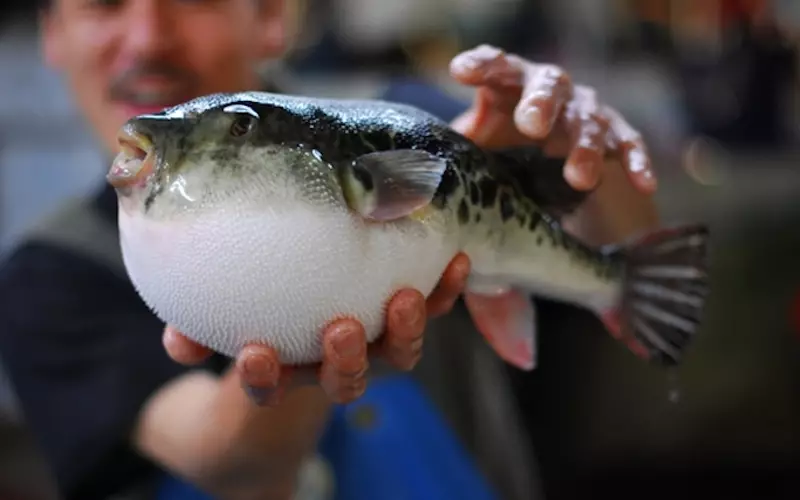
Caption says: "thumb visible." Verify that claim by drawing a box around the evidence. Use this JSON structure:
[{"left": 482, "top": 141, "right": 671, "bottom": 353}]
[
  {"left": 450, "top": 107, "right": 478, "bottom": 137},
  {"left": 449, "top": 101, "right": 507, "bottom": 146}
]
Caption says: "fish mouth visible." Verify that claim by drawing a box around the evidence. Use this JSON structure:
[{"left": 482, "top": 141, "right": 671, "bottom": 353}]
[{"left": 108, "top": 124, "right": 155, "bottom": 191}]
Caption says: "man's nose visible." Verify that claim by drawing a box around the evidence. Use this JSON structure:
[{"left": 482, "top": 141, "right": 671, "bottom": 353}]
[{"left": 125, "top": 0, "right": 177, "bottom": 57}]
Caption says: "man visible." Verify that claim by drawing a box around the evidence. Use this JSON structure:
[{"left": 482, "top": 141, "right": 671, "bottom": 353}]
[{"left": 0, "top": 1, "right": 659, "bottom": 499}]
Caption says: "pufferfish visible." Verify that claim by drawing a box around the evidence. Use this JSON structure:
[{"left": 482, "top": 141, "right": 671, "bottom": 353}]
[{"left": 108, "top": 91, "right": 710, "bottom": 370}]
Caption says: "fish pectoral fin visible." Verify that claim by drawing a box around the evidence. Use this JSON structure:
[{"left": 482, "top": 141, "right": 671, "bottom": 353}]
[
  {"left": 340, "top": 149, "right": 447, "bottom": 221},
  {"left": 464, "top": 286, "right": 538, "bottom": 371}
]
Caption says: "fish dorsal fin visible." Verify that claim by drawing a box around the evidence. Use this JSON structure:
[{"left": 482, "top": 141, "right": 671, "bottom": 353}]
[
  {"left": 340, "top": 149, "right": 448, "bottom": 221},
  {"left": 490, "top": 147, "right": 590, "bottom": 219}
]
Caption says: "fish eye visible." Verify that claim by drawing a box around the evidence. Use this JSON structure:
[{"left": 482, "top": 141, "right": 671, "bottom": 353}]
[
  {"left": 223, "top": 104, "right": 259, "bottom": 138},
  {"left": 229, "top": 114, "right": 257, "bottom": 138}
]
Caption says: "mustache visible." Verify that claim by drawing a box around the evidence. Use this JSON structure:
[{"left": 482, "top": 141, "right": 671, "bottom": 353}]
[{"left": 108, "top": 61, "right": 197, "bottom": 102}]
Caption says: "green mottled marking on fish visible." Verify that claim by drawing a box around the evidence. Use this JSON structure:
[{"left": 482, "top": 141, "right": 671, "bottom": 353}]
[{"left": 110, "top": 91, "right": 711, "bottom": 369}]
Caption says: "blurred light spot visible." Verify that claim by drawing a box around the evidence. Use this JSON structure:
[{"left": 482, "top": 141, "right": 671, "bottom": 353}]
[
  {"left": 682, "top": 136, "right": 729, "bottom": 187},
  {"left": 348, "top": 404, "right": 379, "bottom": 430}
]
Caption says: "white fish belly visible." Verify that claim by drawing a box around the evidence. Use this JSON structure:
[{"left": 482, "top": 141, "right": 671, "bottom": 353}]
[{"left": 118, "top": 204, "right": 455, "bottom": 364}]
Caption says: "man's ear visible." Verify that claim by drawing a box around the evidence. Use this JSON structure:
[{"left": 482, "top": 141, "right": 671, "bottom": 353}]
[{"left": 40, "top": 8, "right": 65, "bottom": 69}]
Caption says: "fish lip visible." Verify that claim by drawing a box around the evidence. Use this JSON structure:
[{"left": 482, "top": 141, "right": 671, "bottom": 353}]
[{"left": 108, "top": 125, "right": 155, "bottom": 191}]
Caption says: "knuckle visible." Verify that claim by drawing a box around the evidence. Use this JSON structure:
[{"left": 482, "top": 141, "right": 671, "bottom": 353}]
[
  {"left": 546, "top": 67, "right": 572, "bottom": 91},
  {"left": 539, "top": 64, "right": 564, "bottom": 79},
  {"left": 601, "top": 104, "right": 624, "bottom": 127},
  {"left": 627, "top": 133, "right": 645, "bottom": 149},
  {"left": 338, "top": 355, "right": 368, "bottom": 377},
  {"left": 439, "top": 297, "right": 458, "bottom": 316},
  {"left": 335, "top": 379, "right": 367, "bottom": 404},
  {"left": 347, "top": 380, "right": 368, "bottom": 401},
  {"left": 322, "top": 379, "right": 340, "bottom": 401},
  {"left": 586, "top": 111, "right": 611, "bottom": 132},
  {"left": 385, "top": 344, "right": 410, "bottom": 368},
  {"left": 405, "top": 348, "right": 423, "bottom": 369},
  {"left": 393, "top": 349, "right": 420, "bottom": 371}
]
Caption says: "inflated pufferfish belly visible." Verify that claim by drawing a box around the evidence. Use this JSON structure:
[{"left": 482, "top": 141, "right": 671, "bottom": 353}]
[{"left": 119, "top": 193, "right": 457, "bottom": 364}]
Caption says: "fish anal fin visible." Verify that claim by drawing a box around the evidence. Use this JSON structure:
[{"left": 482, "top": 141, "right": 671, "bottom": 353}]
[
  {"left": 464, "top": 286, "right": 537, "bottom": 371},
  {"left": 600, "top": 308, "right": 652, "bottom": 361}
]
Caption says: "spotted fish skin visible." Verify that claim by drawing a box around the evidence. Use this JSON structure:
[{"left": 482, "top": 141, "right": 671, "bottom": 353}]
[
  {"left": 139, "top": 91, "right": 615, "bottom": 281},
  {"left": 114, "top": 91, "right": 710, "bottom": 368}
]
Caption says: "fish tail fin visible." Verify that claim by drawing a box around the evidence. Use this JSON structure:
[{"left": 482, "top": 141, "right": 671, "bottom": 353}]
[{"left": 600, "top": 224, "right": 711, "bottom": 366}]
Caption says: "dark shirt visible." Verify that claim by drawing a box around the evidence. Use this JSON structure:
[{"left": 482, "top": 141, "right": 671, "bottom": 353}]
[{"left": 0, "top": 186, "right": 230, "bottom": 499}]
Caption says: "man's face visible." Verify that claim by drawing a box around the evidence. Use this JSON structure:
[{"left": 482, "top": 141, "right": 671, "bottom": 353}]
[{"left": 41, "top": 0, "right": 287, "bottom": 153}]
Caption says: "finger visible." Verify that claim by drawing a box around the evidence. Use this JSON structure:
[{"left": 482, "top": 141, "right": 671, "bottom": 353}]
[
  {"left": 604, "top": 105, "right": 658, "bottom": 193},
  {"left": 450, "top": 45, "right": 571, "bottom": 134},
  {"left": 449, "top": 107, "right": 478, "bottom": 136},
  {"left": 163, "top": 326, "right": 213, "bottom": 365},
  {"left": 513, "top": 63, "right": 573, "bottom": 139},
  {"left": 449, "top": 46, "right": 571, "bottom": 147},
  {"left": 377, "top": 289, "right": 426, "bottom": 370},
  {"left": 450, "top": 45, "right": 526, "bottom": 97},
  {"left": 455, "top": 88, "right": 531, "bottom": 147},
  {"left": 563, "top": 87, "right": 609, "bottom": 191},
  {"left": 450, "top": 45, "right": 534, "bottom": 122},
  {"left": 620, "top": 136, "right": 657, "bottom": 194},
  {"left": 235, "top": 343, "right": 281, "bottom": 406},
  {"left": 427, "top": 253, "right": 471, "bottom": 318},
  {"left": 320, "top": 319, "right": 368, "bottom": 404}
]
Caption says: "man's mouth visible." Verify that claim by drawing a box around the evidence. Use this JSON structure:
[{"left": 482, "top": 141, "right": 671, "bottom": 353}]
[{"left": 112, "top": 87, "right": 190, "bottom": 117}]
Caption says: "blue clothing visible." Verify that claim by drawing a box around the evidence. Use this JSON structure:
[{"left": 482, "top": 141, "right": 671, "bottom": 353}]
[{"left": 156, "top": 375, "right": 499, "bottom": 500}]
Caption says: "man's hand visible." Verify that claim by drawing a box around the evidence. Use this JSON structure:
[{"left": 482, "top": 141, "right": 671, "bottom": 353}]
[
  {"left": 449, "top": 44, "right": 657, "bottom": 194},
  {"left": 163, "top": 44, "right": 659, "bottom": 406}
]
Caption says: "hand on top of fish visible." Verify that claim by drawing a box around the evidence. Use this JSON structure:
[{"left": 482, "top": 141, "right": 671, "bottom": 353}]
[{"left": 109, "top": 45, "right": 709, "bottom": 407}]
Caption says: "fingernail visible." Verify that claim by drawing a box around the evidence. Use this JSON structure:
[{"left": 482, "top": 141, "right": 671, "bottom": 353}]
[
  {"left": 628, "top": 150, "right": 648, "bottom": 173},
  {"left": 242, "top": 353, "right": 277, "bottom": 385},
  {"left": 521, "top": 107, "right": 545, "bottom": 136},
  {"left": 399, "top": 303, "right": 422, "bottom": 329},
  {"left": 564, "top": 161, "right": 595, "bottom": 189},
  {"left": 637, "top": 169, "right": 658, "bottom": 191},
  {"left": 244, "top": 384, "right": 277, "bottom": 406},
  {"left": 333, "top": 329, "right": 362, "bottom": 358},
  {"left": 455, "top": 255, "right": 471, "bottom": 278},
  {"left": 451, "top": 54, "right": 478, "bottom": 72}
]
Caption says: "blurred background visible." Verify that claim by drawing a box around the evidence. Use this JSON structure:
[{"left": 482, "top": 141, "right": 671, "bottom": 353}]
[{"left": 0, "top": 0, "right": 799, "bottom": 498}]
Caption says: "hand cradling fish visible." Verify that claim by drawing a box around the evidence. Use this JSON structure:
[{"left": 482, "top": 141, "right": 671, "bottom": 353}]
[{"left": 108, "top": 91, "right": 711, "bottom": 370}]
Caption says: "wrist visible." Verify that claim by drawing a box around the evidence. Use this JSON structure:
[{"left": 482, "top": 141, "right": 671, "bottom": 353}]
[{"left": 206, "top": 384, "right": 333, "bottom": 490}]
